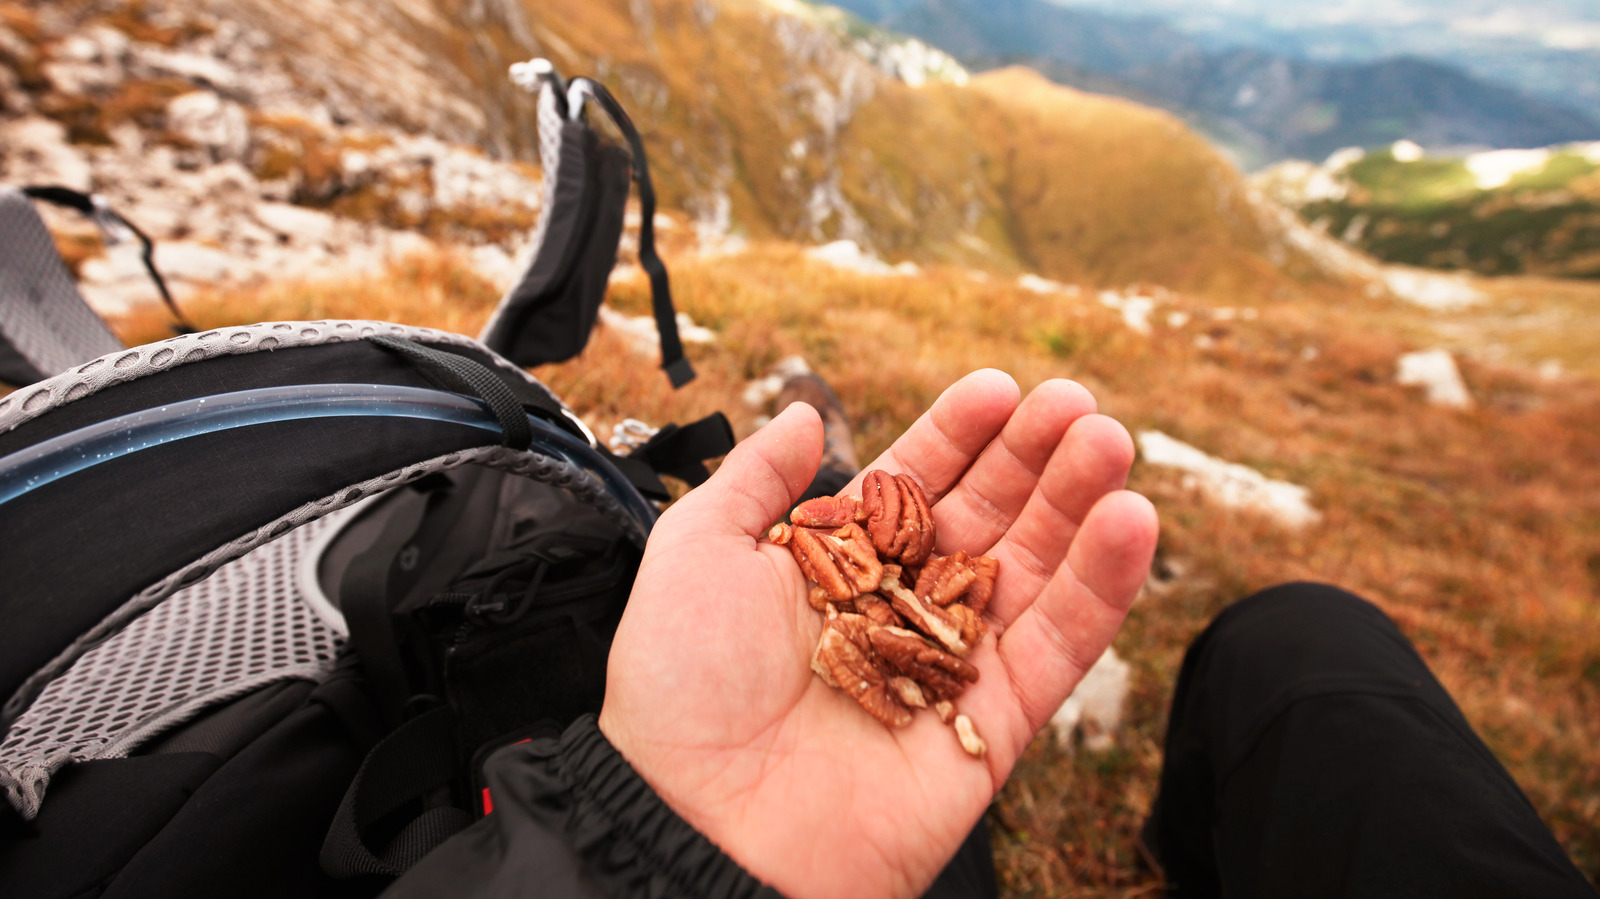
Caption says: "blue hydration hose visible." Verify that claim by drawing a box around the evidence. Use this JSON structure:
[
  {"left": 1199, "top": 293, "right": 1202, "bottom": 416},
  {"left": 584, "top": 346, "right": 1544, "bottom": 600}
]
[{"left": 0, "top": 383, "right": 656, "bottom": 533}]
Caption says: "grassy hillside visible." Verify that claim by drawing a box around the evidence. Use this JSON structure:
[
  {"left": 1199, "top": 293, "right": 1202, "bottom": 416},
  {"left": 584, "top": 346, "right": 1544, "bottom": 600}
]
[
  {"left": 1262, "top": 144, "right": 1600, "bottom": 278},
  {"left": 964, "top": 68, "right": 1287, "bottom": 295},
  {"left": 111, "top": 246, "right": 1600, "bottom": 893}
]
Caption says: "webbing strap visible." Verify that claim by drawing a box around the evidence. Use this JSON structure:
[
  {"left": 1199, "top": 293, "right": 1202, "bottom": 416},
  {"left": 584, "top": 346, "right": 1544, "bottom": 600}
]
[
  {"left": 339, "top": 484, "right": 434, "bottom": 725},
  {"left": 577, "top": 81, "right": 696, "bottom": 389},
  {"left": 367, "top": 336, "right": 535, "bottom": 450},
  {"left": 320, "top": 705, "right": 470, "bottom": 878},
  {"left": 629, "top": 412, "right": 735, "bottom": 487}
]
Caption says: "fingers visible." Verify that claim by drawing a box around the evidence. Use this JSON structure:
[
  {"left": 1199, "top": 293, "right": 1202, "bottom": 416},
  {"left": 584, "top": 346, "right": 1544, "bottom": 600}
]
[
  {"left": 994, "top": 490, "right": 1158, "bottom": 742},
  {"left": 844, "top": 369, "right": 1020, "bottom": 501},
  {"left": 982, "top": 414, "right": 1136, "bottom": 626},
  {"left": 932, "top": 379, "right": 1098, "bottom": 555},
  {"left": 662, "top": 402, "right": 823, "bottom": 540}
]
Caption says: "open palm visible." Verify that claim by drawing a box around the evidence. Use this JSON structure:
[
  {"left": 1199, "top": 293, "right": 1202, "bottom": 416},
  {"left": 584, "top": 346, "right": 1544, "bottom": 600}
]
[{"left": 599, "top": 370, "right": 1158, "bottom": 899}]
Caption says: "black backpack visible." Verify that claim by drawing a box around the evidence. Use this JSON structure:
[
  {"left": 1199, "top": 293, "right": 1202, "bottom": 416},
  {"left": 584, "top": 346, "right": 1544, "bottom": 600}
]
[{"left": 0, "top": 61, "right": 731, "bottom": 898}]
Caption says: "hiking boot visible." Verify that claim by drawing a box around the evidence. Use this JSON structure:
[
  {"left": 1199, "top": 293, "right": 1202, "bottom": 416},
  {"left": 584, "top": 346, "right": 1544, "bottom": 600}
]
[{"left": 775, "top": 373, "right": 860, "bottom": 475}]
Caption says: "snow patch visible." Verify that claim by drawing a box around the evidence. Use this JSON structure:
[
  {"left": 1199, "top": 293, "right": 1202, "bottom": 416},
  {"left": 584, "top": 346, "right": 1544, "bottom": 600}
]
[
  {"left": 1391, "top": 139, "right": 1425, "bottom": 162},
  {"left": 1137, "top": 431, "right": 1320, "bottom": 528},
  {"left": 741, "top": 355, "right": 814, "bottom": 409},
  {"left": 1382, "top": 267, "right": 1484, "bottom": 311},
  {"left": 1017, "top": 274, "right": 1080, "bottom": 296},
  {"left": 1049, "top": 647, "right": 1131, "bottom": 753},
  {"left": 1324, "top": 146, "right": 1366, "bottom": 170},
  {"left": 1465, "top": 148, "right": 1552, "bottom": 190},
  {"left": 852, "top": 36, "right": 969, "bottom": 88},
  {"left": 598, "top": 305, "right": 717, "bottom": 357},
  {"left": 1397, "top": 349, "right": 1473, "bottom": 409},
  {"left": 1098, "top": 289, "right": 1155, "bottom": 335},
  {"left": 806, "top": 240, "right": 920, "bottom": 276}
]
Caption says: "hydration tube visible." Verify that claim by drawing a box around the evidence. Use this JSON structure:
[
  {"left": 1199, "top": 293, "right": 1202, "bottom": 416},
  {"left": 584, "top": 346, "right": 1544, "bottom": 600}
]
[{"left": 0, "top": 383, "right": 657, "bottom": 534}]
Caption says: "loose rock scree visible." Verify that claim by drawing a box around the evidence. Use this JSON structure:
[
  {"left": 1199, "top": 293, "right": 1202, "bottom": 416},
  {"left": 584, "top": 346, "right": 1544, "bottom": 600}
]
[{"left": 768, "top": 471, "right": 998, "bottom": 757}]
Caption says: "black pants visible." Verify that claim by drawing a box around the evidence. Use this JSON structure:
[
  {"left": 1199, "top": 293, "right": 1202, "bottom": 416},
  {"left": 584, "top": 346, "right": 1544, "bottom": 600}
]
[{"left": 1144, "top": 582, "right": 1595, "bottom": 898}]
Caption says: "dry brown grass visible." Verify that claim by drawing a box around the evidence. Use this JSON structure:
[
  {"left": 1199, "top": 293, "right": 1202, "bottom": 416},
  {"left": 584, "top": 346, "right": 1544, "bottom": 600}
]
[{"left": 105, "top": 245, "right": 1600, "bottom": 893}]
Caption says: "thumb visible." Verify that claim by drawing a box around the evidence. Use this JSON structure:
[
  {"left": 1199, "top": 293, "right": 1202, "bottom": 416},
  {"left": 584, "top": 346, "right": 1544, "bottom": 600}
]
[{"left": 663, "top": 402, "right": 825, "bottom": 539}]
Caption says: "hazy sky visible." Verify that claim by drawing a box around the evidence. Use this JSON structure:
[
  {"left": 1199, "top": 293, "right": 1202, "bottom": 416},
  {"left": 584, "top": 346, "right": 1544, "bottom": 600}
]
[{"left": 1047, "top": 0, "right": 1600, "bottom": 51}]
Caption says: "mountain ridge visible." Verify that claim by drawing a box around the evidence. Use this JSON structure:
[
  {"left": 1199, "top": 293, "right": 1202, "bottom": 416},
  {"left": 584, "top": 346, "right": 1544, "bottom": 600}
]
[
  {"left": 1, "top": 0, "right": 1333, "bottom": 299},
  {"left": 827, "top": 0, "right": 1600, "bottom": 168}
]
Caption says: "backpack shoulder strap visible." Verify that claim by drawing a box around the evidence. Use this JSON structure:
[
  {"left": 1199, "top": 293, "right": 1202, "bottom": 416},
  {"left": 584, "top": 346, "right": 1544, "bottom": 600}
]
[
  {"left": 0, "top": 187, "right": 124, "bottom": 385},
  {"left": 480, "top": 61, "right": 696, "bottom": 389}
]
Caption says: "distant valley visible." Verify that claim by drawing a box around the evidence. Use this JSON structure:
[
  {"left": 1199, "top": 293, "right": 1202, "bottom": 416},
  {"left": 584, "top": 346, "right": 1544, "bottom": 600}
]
[{"left": 827, "top": 0, "right": 1600, "bottom": 168}]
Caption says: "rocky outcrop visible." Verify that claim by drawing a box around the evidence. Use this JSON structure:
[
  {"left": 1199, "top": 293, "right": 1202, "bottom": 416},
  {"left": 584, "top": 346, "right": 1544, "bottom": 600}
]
[{"left": 0, "top": 3, "right": 546, "bottom": 312}]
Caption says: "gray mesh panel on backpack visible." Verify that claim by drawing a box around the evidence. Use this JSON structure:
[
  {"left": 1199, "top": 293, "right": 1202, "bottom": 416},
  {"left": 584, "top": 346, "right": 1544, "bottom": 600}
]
[
  {"left": 0, "top": 188, "right": 124, "bottom": 385},
  {"left": 477, "top": 74, "right": 568, "bottom": 345},
  {"left": 0, "top": 514, "right": 346, "bottom": 819}
]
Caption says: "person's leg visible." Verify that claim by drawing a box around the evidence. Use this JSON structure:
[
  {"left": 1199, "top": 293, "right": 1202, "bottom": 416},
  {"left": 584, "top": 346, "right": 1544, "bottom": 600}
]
[{"left": 1144, "top": 582, "right": 1595, "bottom": 899}]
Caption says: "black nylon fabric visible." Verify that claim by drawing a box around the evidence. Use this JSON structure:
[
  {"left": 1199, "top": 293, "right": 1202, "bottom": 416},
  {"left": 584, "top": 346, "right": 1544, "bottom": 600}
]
[
  {"left": 0, "top": 340, "right": 499, "bottom": 453},
  {"left": 0, "top": 753, "right": 222, "bottom": 899},
  {"left": 366, "top": 336, "right": 532, "bottom": 450},
  {"left": 322, "top": 707, "right": 467, "bottom": 879},
  {"left": 576, "top": 82, "right": 694, "bottom": 389},
  {"left": 627, "top": 413, "right": 735, "bottom": 487},
  {"left": 0, "top": 414, "right": 494, "bottom": 727},
  {"left": 0, "top": 341, "right": 514, "bottom": 722},
  {"left": 383, "top": 715, "right": 782, "bottom": 899},
  {"left": 1144, "top": 582, "right": 1596, "bottom": 899},
  {"left": 482, "top": 125, "right": 629, "bottom": 369},
  {"left": 104, "top": 702, "right": 373, "bottom": 899},
  {"left": 141, "top": 678, "right": 317, "bottom": 758}
]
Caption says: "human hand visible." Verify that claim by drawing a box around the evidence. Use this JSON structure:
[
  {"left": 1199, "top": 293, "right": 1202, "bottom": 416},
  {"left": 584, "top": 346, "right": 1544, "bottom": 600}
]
[{"left": 598, "top": 370, "right": 1158, "bottom": 899}]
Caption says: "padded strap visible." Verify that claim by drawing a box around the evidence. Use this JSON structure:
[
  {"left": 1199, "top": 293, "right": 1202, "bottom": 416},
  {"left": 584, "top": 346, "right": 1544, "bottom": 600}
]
[{"left": 320, "top": 705, "right": 470, "bottom": 878}]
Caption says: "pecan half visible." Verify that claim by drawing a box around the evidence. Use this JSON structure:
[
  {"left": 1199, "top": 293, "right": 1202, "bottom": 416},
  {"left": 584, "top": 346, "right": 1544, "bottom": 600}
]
[
  {"left": 854, "top": 593, "right": 905, "bottom": 628},
  {"left": 879, "top": 571, "right": 971, "bottom": 656},
  {"left": 786, "top": 469, "right": 998, "bottom": 758},
  {"left": 816, "top": 620, "right": 913, "bottom": 728},
  {"left": 832, "top": 611, "right": 875, "bottom": 655},
  {"left": 862, "top": 471, "right": 936, "bottom": 565},
  {"left": 791, "top": 494, "right": 865, "bottom": 528},
  {"left": 915, "top": 551, "right": 978, "bottom": 605},
  {"left": 869, "top": 625, "right": 979, "bottom": 703},
  {"left": 789, "top": 523, "right": 883, "bottom": 602},
  {"left": 965, "top": 555, "right": 998, "bottom": 616}
]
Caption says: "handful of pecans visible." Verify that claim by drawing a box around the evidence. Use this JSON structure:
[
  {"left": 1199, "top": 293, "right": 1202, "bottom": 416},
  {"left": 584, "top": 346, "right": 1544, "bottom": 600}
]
[{"left": 768, "top": 471, "right": 997, "bottom": 757}]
